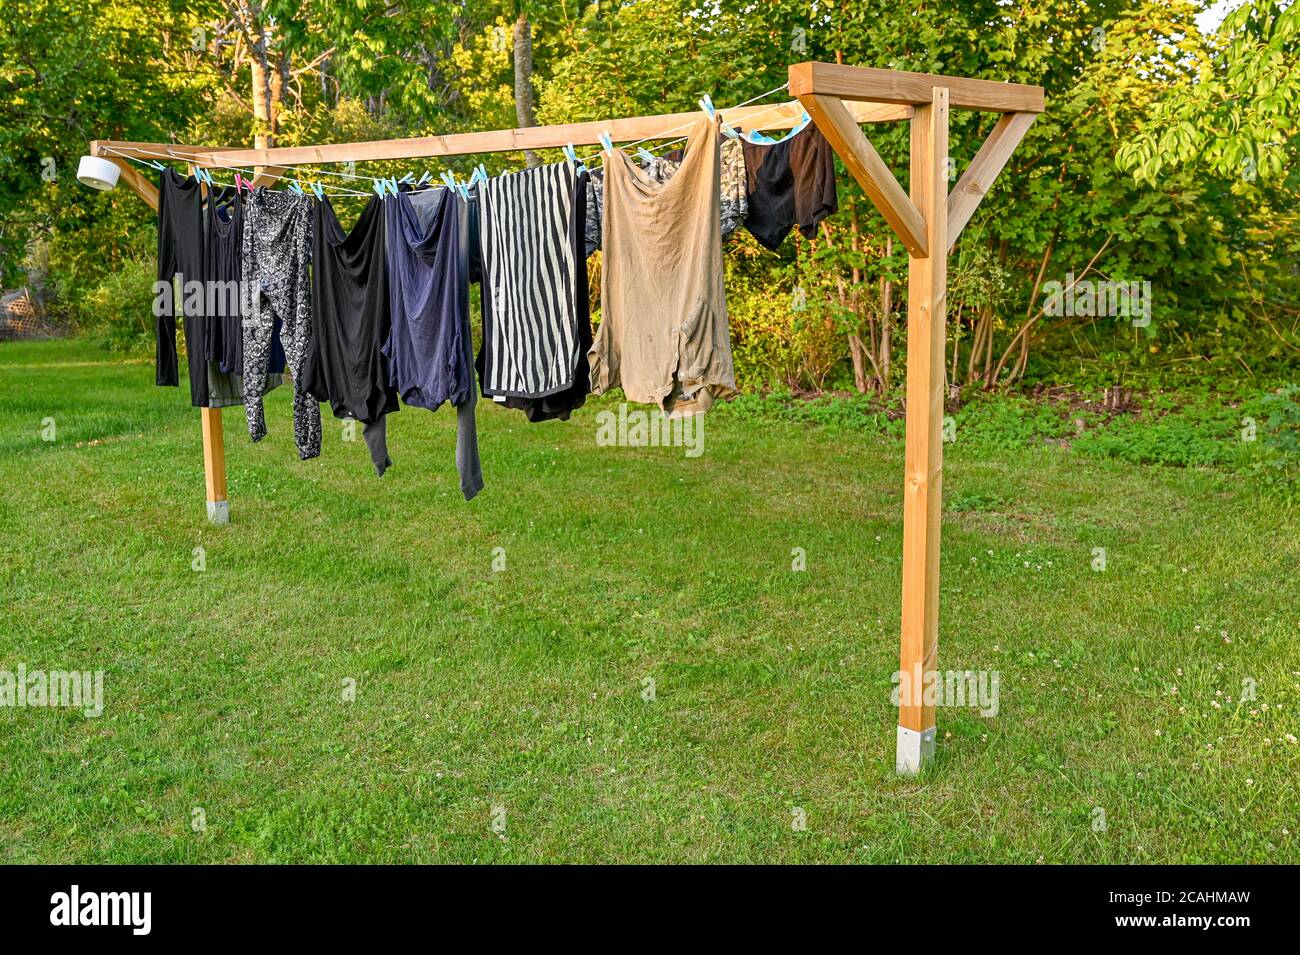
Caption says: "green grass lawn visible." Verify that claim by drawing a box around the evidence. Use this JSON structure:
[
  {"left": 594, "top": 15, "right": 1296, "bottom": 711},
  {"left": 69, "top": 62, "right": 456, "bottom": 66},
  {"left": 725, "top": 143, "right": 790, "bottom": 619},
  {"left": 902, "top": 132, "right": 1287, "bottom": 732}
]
[{"left": 1, "top": 337, "right": 1297, "bottom": 863}]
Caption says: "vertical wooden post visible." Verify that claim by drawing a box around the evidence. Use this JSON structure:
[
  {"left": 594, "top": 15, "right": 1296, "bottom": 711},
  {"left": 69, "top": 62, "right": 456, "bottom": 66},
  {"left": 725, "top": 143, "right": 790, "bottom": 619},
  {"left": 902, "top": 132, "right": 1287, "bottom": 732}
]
[
  {"left": 189, "top": 161, "right": 229, "bottom": 526},
  {"left": 897, "top": 87, "right": 949, "bottom": 774},
  {"left": 201, "top": 407, "right": 229, "bottom": 524}
]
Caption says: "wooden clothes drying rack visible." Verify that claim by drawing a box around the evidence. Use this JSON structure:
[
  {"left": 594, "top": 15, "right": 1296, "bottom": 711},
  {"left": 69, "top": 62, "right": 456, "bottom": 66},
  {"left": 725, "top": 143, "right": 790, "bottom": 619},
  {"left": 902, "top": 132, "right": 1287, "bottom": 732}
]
[{"left": 88, "top": 62, "right": 1045, "bottom": 774}]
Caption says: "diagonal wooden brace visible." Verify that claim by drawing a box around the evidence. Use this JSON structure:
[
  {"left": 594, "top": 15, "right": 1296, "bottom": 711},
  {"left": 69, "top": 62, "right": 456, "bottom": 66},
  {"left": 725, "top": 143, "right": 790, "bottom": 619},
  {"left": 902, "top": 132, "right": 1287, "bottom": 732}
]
[
  {"left": 798, "top": 93, "right": 929, "bottom": 257},
  {"left": 947, "top": 111, "right": 1037, "bottom": 250}
]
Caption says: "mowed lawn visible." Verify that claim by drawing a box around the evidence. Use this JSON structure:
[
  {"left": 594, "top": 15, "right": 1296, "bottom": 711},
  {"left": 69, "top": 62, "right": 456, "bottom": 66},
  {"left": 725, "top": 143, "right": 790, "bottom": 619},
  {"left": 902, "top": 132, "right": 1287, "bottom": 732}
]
[{"left": 0, "top": 337, "right": 1297, "bottom": 863}]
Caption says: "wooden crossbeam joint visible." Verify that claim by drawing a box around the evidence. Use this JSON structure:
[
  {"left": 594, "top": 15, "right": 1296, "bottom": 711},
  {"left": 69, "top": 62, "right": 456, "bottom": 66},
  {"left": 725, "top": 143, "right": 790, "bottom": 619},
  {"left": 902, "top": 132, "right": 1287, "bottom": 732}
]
[{"left": 790, "top": 62, "right": 1045, "bottom": 113}]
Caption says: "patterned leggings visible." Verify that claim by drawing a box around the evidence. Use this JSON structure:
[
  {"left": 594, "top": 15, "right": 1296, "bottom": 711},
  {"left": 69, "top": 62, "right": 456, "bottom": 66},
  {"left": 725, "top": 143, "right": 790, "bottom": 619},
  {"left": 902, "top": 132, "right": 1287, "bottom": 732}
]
[{"left": 241, "top": 190, "right": 322, "bottom": 460}]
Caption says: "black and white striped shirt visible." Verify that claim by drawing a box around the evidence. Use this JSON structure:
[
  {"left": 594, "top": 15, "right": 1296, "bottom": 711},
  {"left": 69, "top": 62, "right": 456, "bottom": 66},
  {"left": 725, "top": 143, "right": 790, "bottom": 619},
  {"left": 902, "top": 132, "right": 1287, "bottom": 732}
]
[{"left": 477, "top": 161, "right": 584, "bottom": 398}]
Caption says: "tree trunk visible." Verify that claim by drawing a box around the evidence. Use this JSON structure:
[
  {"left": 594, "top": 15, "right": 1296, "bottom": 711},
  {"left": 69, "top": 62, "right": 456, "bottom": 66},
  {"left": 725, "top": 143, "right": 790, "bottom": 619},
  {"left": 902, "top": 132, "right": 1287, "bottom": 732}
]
[
  {"left": 513, "top": 14, "right": 540, "bottom": 168},
  {"left": 879, "top": 236, "right": 893, "bottom": 394},
  {"left": 249, "top": 18, "right": 276, "bottom": 150}
]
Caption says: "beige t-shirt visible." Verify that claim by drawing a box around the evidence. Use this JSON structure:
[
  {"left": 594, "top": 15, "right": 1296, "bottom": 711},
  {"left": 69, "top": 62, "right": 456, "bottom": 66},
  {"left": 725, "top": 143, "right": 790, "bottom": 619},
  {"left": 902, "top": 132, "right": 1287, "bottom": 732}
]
[{"left": 589, "top": 117, "right": 736, "bottom": 417}]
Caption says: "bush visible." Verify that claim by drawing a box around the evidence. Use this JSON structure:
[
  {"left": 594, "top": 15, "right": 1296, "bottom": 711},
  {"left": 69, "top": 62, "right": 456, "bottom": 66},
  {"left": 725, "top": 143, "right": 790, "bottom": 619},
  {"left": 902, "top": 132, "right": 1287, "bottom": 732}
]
[
  {"left": 726, "top": 270, "right": 843, "bottom": 392},
  {"left": 77, "top": 257, "right": 158, "bottom": 352}
]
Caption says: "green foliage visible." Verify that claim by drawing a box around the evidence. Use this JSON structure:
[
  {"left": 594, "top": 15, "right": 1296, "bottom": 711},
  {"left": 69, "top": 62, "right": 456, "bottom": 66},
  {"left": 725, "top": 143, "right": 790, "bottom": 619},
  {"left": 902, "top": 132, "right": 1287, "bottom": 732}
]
[
  {"left": 953, "top": 394, "right": 1077, "bottom": 450},
  {"left": 0, "top": 0, "right": 205, "bottom": 284},
  {"left": 1117, "top": 0, "right": 1299, "bottom": 185},
  {"left": 77, "top": 256, "right": 158, "bottom": 352}
]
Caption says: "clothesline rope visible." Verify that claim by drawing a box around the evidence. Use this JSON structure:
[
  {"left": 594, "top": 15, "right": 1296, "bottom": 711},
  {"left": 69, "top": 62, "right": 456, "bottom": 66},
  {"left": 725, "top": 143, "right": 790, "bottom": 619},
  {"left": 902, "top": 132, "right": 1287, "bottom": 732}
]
[{"left": 100, "top": 145, "right": 374, "bottom": 197}]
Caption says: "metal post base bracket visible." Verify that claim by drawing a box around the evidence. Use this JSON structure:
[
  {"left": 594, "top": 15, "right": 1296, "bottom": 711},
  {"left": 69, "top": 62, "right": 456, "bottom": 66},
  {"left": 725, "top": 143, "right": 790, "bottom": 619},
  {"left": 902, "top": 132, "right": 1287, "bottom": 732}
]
[
  {"left": 206, "top": 500, "right": 230, "bottom": 526},
  {"left": 896, "top": 725, "right": 936, "bottom": 775}
]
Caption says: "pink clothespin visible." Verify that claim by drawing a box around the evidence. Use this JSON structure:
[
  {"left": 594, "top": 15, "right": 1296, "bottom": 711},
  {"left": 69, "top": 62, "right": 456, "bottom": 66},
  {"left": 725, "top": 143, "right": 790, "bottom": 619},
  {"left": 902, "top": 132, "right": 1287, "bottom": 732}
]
[{"left": 234, "top": 173, "right": 244, "bottom": 193}]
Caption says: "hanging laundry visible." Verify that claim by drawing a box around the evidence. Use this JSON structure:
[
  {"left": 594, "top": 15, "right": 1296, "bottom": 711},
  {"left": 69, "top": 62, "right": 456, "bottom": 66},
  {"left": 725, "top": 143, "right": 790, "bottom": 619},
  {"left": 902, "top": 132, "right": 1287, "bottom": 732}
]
[
  {"left": 384, "top": 186, "right": 484, "bottom": 499},
  {"left": 474, "top": 161, "right": 593, "bottom": 422},
  {"left": 583, "top": 167, "right": 605, "bottom": 257},
  {"left": 201, "top": 186, "right": 285, "bottom": 383},
  {"left": 647, "top": 135, "right": 748, "bottom": 239},
  {"left": 305, "top": 195, "right": 399, "bottom": 477},
  {"left": 155, "top": 169, "right": 243, "bottom": 407},
  {"left": 741, "top": 121, "right": 839, "bottom": 250},
  {"left": 590, "top": 117, "right": 736, "bottom": 416},
  {"left": 585, "top": 135, "right": 746, "bottom": 251},
  {"left": 241, "top": 188, "right": 321, "bottom": 459}
]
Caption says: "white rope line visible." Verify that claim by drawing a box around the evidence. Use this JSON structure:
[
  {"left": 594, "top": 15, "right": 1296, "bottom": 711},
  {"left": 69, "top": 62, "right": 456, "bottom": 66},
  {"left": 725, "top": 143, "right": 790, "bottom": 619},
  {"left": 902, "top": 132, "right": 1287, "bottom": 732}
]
[
  {"left": 100, "top": 145, "right": 374, "bottom": 196},
  {"left": 101, "top": 79, "right": 801, "bottom": 194}
]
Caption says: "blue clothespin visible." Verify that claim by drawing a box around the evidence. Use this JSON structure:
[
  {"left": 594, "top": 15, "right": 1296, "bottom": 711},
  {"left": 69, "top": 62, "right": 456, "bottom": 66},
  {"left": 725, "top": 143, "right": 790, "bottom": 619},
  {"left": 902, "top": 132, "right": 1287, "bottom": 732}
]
[
  {"left": 635, "top": 147, "right": 657, "bottom": 165},
  {"left": 146, "top": 159, "right": 167, "bottom": 171},
  {"left": 417, "top": 171, "right": 431, "bottom": 186},
  {"left": 699, "top": 94, "right": 716, "bottom": 119},
  {"left": 373, "top": 178, "right": 387, "bottom": 198},
  {"left": 288, "top": 179, "right": 303, "bottom": 195},
  {"left": 598, "top": 132, "right": 614, "bottom": 154},
  {"left": 399, "top": 172, "right": 414, "bottom": 184},
  {"left": 311, "top": 181, "right": 324, "bottom": 200},
  {"left": 440, "top": 170, "right": 468, "bottom": 199},
  {"left": 468, "top": 166, "right": 484, "bottom": 187},
  {"left": 562, "top": 144, "right": 585, "bottom": 172},
  {"left": 720, "top": 123, "right": 740, "bottom": 140},
  {"left": 475, "top": 163, "right": 487, "bottom": 182}
]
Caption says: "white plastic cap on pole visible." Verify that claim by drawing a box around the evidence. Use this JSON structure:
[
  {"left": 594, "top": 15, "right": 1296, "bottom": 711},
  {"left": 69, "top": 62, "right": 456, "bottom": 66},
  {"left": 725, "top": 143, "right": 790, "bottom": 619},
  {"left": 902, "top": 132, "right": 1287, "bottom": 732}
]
[{"left": 77, "top": 155, "right": 120, "bottom": 191}]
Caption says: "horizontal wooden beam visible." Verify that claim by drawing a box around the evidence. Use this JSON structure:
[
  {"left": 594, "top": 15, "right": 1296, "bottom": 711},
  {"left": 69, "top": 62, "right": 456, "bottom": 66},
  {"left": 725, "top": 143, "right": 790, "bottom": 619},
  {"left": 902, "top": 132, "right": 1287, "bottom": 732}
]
[
  {"left": 89, "top": 140, "right": 227, "bottom": 161},
  {"left": 798, "top": 94, "right": 928, "bottom": 258},
  {"left": 790, "top": 62, "right": 1044, "bottom": 114},
  {"left": 90, "top": 100, "right": 909, "bottom": 170},
  {"left": 947, "top": 111, "right": 1037, "bottom": 250}
]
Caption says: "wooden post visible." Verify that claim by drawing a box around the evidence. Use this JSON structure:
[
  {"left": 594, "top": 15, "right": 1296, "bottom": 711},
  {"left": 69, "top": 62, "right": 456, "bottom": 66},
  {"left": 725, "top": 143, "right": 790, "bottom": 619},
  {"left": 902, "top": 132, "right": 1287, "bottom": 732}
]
[
  {"left": 201, "top": 407, "right": 229, "bottom": 525},
  {"left": 187, "top": 161, "right": 229, "bottom": 526},
  {"left": 897, "top": 87, "right": 949, "bottom": 774}
]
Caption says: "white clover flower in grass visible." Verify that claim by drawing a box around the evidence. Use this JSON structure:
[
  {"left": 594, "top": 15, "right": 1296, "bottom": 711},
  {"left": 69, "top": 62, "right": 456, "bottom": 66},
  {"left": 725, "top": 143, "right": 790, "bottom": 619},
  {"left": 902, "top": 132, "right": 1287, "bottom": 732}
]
[{"left": 1286, "top": 734, "right": 1298, "bottom": 745}]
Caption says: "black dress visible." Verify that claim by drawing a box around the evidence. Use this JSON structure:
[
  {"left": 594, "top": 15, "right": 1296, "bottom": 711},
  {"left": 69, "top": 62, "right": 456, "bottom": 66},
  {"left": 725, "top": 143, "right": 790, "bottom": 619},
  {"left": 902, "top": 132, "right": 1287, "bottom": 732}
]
[
  {"left": 155, "top": 168, "right": 207, "bottom": 404},
  {"left": 304, "top": 196, "right": 400, "bottom": 475}
]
